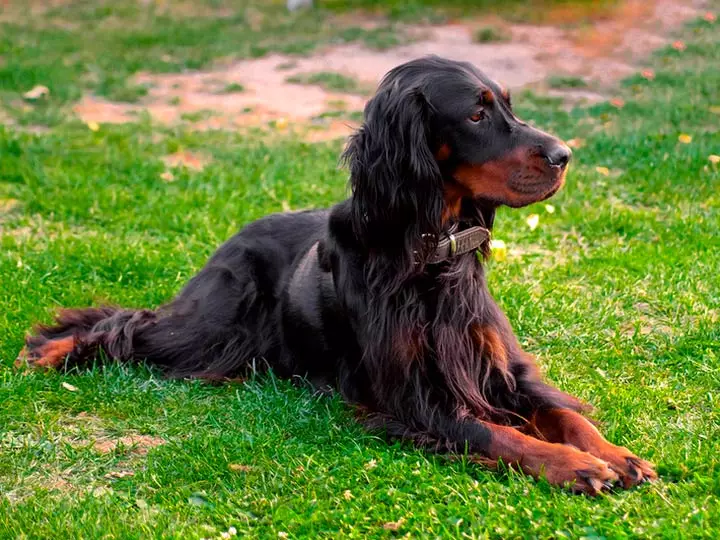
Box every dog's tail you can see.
[16,307,162,371]
[17,300,271,380]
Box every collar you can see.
[422,222,491,265]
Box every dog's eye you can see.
[469,110,486,123]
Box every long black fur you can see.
[23,56,582,457]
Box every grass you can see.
[0,0,403,124]
[321,0,621,23]
[286,72,369,94]
[547,75,589,89]
[473,26,511,43]
[1,3,720,539]
[0,0,621,127]
[218,83,246,94]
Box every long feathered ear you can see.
[342,84,443,265]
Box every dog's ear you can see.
[343,86,443,264]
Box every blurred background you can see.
[0,0,709,141]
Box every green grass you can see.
[547,75,589,89]
[321,0,620,23]
[0,0,403,125]
[1,5,720,539]
[0,0,621,127]
[218,83,246,94]
[473,26,511,43]
[286,71,369,94]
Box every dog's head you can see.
[344,55,570,258]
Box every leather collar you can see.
[422,223,491,265]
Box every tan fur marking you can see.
[16,336,75,369]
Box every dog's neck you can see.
[420,199,495,265]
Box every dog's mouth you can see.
[503,165,567,207]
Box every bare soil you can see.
[73,0,709,141]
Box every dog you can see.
[17,56,656,494]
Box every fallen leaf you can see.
[672,40,686,51]
[275,117,289,130]
[0,199,20,212]
[228,463,253,472]
[610,97,625,108]
[490,239,507,262]
[104,470,134,479]
[566,138,584,149]
[160,171,175,182]
[641,69,655,80]
[162,151,207,171]
[365,459,378,470]
[188,493,211,507]
[278,533,289,539]
[595,166,610,176]
[23,85,50,101]
[61,382,78,392]
[544,204,555,214]
[92,486,113,497]
[383,518,405,531]
[343,490,353,501]
[709,155,720,164]
[87,121,100,132]
[526,214,540,231]
[227,527,238,537]
[710,106,720,114]
[135,498,149,509]
[678,134,692,144]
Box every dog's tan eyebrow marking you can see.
[480,89,494,104]
[501,87,511,101]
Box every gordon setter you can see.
[17,56,656,494]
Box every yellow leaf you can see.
[87,121,100,132]
[544,204,555,214]
[343,490,353,500]
[678,134,692,144]
[275,117,289,130]
[22,85,50,101]
[526,214,540,231]
[160,171,175,182]
[595,166,610,176]
[490,239,507,262]
[709,155,720,164]
[228,463,252,472]
[61,382,78,392]
[383,519,405,531]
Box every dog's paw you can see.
[594,444,657,488]
[542,447,619,496]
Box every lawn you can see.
[1,1,720,538]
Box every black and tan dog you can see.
[18,56,656,494]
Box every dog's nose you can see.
[544,145,572,168]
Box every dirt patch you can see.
[93,434,166,455]
[71,0,709,141]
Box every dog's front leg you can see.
[524,408,657,488]
[367,411,618,495]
